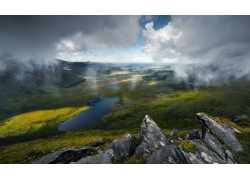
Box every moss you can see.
[195,139,201,145]
[242,115,250,126]
[168,93,180,98]
[181,140,197,153]
[171,140,181,147]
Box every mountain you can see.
[0,58,121,100]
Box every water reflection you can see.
[58,97,119,131]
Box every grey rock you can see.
[203,132,236,163]
[135,115,170,157]
[225,149,236,164]
[187,129,200,140]
[231,116,244,125]
[71,153,112,164]
[104,134,135,163]
[147,145,189,164]
[194,140,226,164]
[178,139,236,164]
[203,133,225,160]
[197,113,244,152]
[33,146,96,164]
[180,150,204,164]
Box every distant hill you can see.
[0,58,122,100]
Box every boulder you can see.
[187,129,200,140]
[33,146,96,164]
[135,115,170,157]
[104,134,135,163]
[197,113,244,152]
[231,116,244,125]
[71,153,112,164]
[147,145,189,164]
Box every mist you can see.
[0,15,141,69]
[142,15,250,85]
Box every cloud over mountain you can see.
[142,16,250,84]
[0,16,141,63]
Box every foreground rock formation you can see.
[34,113,244,164]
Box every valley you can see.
[0,61,250,163]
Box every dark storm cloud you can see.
[142,15,250,84]
[0,15,141,63]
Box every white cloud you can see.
[143,16,250,62]
[142,16,250,84]
[142,21,182,61]
[0,16,142,63]
[55,16,141,54]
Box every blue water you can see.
[58,97,119,131]
[106,85,120,90]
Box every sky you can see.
[1,15,250,65]
[1,0,250,85]
[0,15,172,64]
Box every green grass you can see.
[0,106,89,138]
[1,70,250,163]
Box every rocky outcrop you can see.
[34,113,244,164]
[71,153,112,164]
[147,145,189,164]
[135,115,170,157]
[33,138,109,164]
[70,134,135,164]
[185,129,200,140]
[33,146,97,164]
[197,113,244,152]
[104,134,135,162]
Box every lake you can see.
[106,85,120,90]
[58,97,119,131]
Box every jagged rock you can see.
[194,140,225,164]
[147,145,189,164]
[197,113,244,152]
[186,129,200,140]
[72,134,135,164]
[135,115,170,157]
[231,116,244,125]
[33,146,96,164]
[225,149,236,164]
[203,132,236,163]
[104,134,135,163]
[34,113,243,164]
[71,153,112,164]
[180,150,204,164]
[179,140,221,164]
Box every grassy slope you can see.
[0,71,250,163]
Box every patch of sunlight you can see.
[106,71,130,76]
[0,106,89,137]
[148,81,158,86]
[116,78,133,83]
